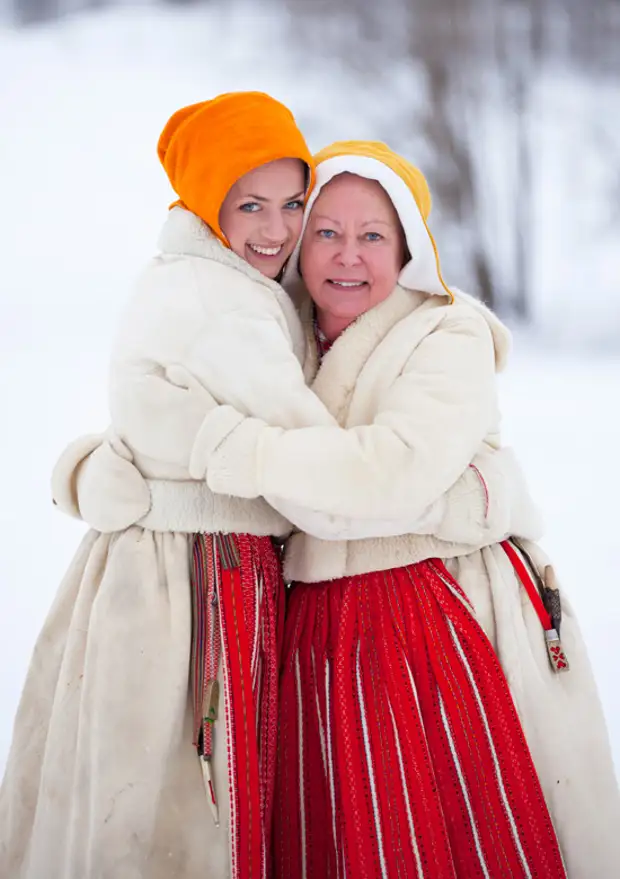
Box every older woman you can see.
[187,142,620,878]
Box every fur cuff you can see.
[432,461,493,544]
[188,405,247,480]
[205,416,266,499]
[435,446,543,545]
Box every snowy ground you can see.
[1,5,619,774]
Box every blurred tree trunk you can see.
[498,1,543,320]
[408,0,497,309]
[14,0,57,25]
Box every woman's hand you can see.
[51,430,151,532]
[188,406,266,499]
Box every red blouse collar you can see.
[312,311,333,361]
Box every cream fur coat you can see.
[0,208,530,879]
[191,281,620,877]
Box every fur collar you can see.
[299,285,429,419]
[451,287,512,371]
[298,282,511,393]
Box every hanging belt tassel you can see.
[542,564,563,633]
[201,756,220,827]
[199,678,221,825]
[192,536,225,828]
[215,532,241,570]
[203,679,220,729]
[502,540,570,675]
[545,628,569,673]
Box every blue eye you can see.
[365,232,383,242]
[285,199,304,210]
[239,202,260,213]
[318,229,336,239]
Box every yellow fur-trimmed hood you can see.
[284,140,512,371]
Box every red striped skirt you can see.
[274,558,566,879]
[191,533,284,879]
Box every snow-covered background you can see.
[1,1,619,774]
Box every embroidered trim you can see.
[501,540,569,673]
[312,311,333,361]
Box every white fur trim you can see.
[205,416,265,500]
[188,406,246,480]
[451,287,512,372]
[137,478,290,536]
[52,429,291,535]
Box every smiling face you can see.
[218,158,307,279]
[299,173,405,339]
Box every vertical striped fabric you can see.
[275,559,566,879]
[192,534,284,879]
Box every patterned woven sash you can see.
[191,533,281,879]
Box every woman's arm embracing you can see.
[51,253,337,531]
[267,445,542,545]
[108,255,336,470]
[192,307,500,524]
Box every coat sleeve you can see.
[109,258,336,469]
[193,310,499,524]
[184,305,336,430]
[263,445,542,545]
[182,258,336,429]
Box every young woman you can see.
[0,91,335,879]
[187,141,620,878]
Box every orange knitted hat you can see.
[158,92,315,245]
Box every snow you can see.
[1,4,619,776]
[530,71,620,346]
[499,333,620,770]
